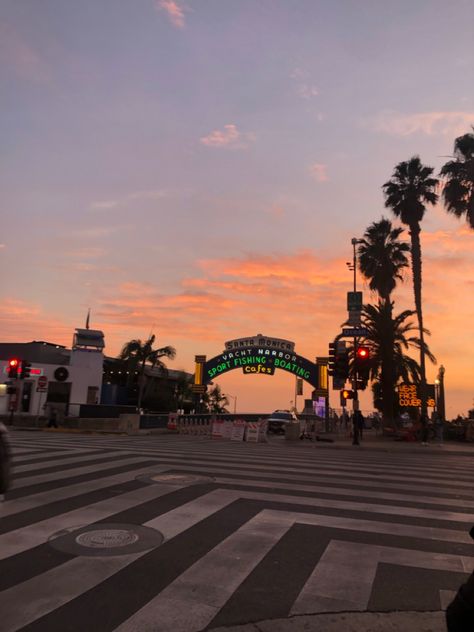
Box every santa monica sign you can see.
[199,334,322,388]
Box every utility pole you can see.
[351,238,361,446]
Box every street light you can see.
[227,394,237,414]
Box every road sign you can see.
[38,376,48,388]
[341,327,368,337]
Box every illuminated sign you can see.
[398,384,435,408]
[224,334,295,353]
[204,346,320,387]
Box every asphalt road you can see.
[1,431,472,631]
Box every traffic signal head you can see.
[340,389,354,405]
[328,342,337,376]
[334,348,349,380]
[21,360,32,379]
[356,346,370,361]
[8,358,19,379]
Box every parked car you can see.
[266,410,298,434]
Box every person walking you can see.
[0,421,11,502]
[420,413,429,446]
[357,410,365,440]
[351,411,360,445]
[47,407,59,429]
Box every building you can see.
[0,328,105,417]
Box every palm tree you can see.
[202,384,229,414]
[119,335,176,410]
[357,218,410,425]
[383,156,438,417]
[440,130,474,229]
[361,302,436,417]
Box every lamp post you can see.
[437,365,446,423]
[227,394,237,414]
[350,237,363,445]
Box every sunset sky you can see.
[1,1,473,417]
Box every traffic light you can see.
[356,346,370,362]
[334,347,349,380]
[21,360,32,379]
[328,342,336,376]
[340,389,354,405]
[8,358,19,379]
[355,346,370,387]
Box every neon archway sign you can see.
[194,334,327,390]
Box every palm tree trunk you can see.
[381,300,396,427]
[409,223,427,417]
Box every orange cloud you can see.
[200,124,254,149]
[156,0,186,28]
[369,110,474,137]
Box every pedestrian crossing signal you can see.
[340,389,354,406]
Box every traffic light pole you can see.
[351,238,360,446]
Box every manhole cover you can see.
[49,523,163,557]
[138,472,213,486]
[75,529,139,549]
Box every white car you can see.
[267,410,298,434]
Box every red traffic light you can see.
[8,358,20,379]
[356,347,370,360]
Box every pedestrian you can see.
[446,526,474,630]
[47,407,59,429]
[420,413,429,446]
[0,421,12,501]
[351,412,360,445]
[357,410,365,440]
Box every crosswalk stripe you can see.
[114,511,291,632]
[12,456,157,489]
[4,432,474,630]
[0,490,236,631]
[0,482,181,561]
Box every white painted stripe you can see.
[115,511,291,632]
[0,490,236,631]
[257,508,472,543]
[142,462,474,496]
[214,475,474,509]
[233,489,474,524]
[13,450,130,473]
[292,540,380,613]
[0,482,179,561]
[0,553,143,632]
[12,449,104,464]
[291,540,474,615]
[12,456,155,489]
[0,465,167,517]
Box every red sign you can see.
[38,376,48,389]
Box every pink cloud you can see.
[369,110,474,137]
[309,163,328,182]
[0,22,51,83]
[200,124,254,149]
[156,1,186,28]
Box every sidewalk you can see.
[270,429,474,457]
[211,610,446,632]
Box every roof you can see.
[0,342,71,366]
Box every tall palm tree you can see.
[357,218,410,425]
[383,156,438,417]
[440,130,474,229]
[119,335,176,410]
[358,218,410,303]
[361,302,436,417]
[202,384,229,414]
